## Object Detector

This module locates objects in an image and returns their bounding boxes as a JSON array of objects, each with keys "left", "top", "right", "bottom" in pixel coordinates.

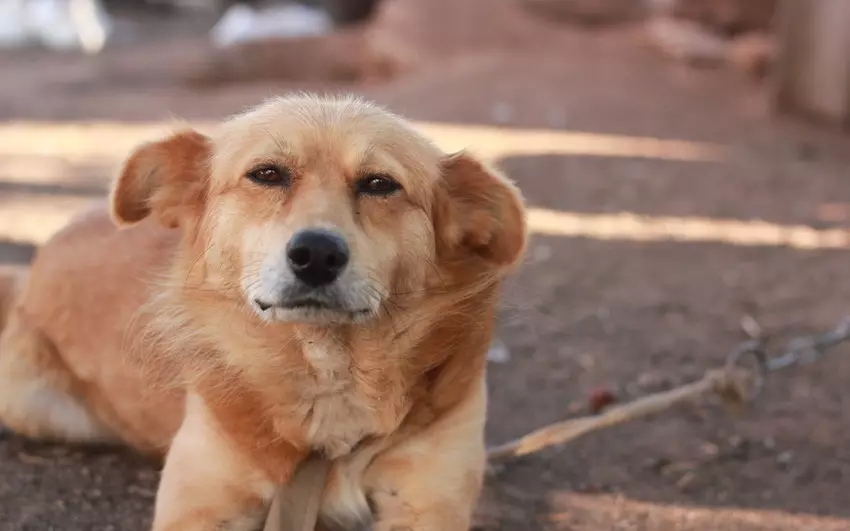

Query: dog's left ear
[{"left": 434, "top": 152, "right": 527, "bottom": 270}]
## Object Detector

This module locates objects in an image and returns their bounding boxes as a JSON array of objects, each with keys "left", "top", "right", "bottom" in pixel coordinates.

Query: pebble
[
  {"left": 643, "top": 456, "right": 671, "bottom": 473},
  {"left": 699, "top": 442, "right": 720, "bottom": 458},
  {"left": 567, "top": 400, "right": 585, "bottom": 415},
  {"left": 676, "top": 470, "right": 697, "bottom": 491},
  {"left": 726, "top": 435, "right": 750, "bottom": 459},
  {"left": 127, "top": 485, "right": 156, "bottom": 499},
  {"left": 487, "top": 339, "right": 511, "bottom": 364},
  {"left": 726, "top": 32, "right": 775, "bottom": 79},
  {"left": 661, "top": 461, "right": 696, "bottom": 477},
  {"left": 531, "top": 244, "right": 553, "bottom": 264},
  {"left": 646, "top": 16, "right": 728, "bottom": 66},
  {"left": 635, "top": 371, "right": 670, "bottom": 392}
]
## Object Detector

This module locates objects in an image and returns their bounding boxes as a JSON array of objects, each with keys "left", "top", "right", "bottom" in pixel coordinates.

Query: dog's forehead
[{"left": 212, "top": 97, "right": 443, "bottom": 183}]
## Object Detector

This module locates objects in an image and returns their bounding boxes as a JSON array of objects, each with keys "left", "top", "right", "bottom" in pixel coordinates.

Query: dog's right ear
[{"left": 110, "top": 130, "right": 211, "bottom": 229}]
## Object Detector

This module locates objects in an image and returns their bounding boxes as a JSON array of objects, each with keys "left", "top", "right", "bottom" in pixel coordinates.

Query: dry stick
[{"left": 487, "top": 367, "right": 753, "bottom": 461}]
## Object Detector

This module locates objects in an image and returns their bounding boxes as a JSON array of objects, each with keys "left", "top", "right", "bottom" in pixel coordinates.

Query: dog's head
[{"left": 111, "top": 95, "right": 525, "bottom": 327}]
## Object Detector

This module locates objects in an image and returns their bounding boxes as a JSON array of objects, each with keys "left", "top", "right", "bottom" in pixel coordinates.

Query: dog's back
[
  {"left": 0, "top": 205, "right": 183, "bottom": 451},
  {"left": 0, "top": 265, "right": 25, "bottom": 333}
]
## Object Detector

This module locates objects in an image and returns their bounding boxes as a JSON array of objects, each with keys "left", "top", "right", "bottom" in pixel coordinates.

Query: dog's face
[
  {"left": 111, "top": 96, "right": 526, "bottom": 326},
  {"left": 207, "top": 98, "right": 446, "bottom": 325}
]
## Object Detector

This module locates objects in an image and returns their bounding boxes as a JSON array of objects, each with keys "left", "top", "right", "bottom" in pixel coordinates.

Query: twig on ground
[
  {"left": 488, "top": 317, "right": 850, "bottom": 461},
  {"left": 488, "top": 367, "right": 752, "bottom": 461}
]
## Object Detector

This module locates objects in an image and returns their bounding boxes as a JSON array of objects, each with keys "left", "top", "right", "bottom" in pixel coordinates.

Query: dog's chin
[{"left": 252, "top": 301, "right": 375, "bottom": 325}]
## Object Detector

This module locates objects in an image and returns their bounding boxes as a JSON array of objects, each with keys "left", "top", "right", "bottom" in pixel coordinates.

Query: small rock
[
  {"left": 726, "top": 32, "right": 775, "bottom": 78},
  {"left": 643, "top": 456, "right": 671, "bottom": 473},
  {"left": 661, "top": 461, "right": 697, "bottom": 476},
  {"left": 567, "top": 399, "right": 585, "bottom": 415},
  {"left": 137, "top": 469, "right": 158, "bottom": 482},
  {"left": 776, "top": 451, "right": 793, "bottom": 469},
  {"left": 127, "top": 485, "right": 157, "bottom": 499},
  {"left": 676, "top": 470, "right": 697, "bottom": 491},
  {"left": 635, "top": 371, "right": 670, "bottom": 393},
  {"left": 762, "top": 436, "right": 776, "bottom": 451},
  {"left": 699, "top": 442, "right": 720, "bottom": 458},
  {"left": 727, "top": 435, "right": 750, "bottom": 459},
  {"left": 487, "top": 339, "right": 511, "bottom": 364},
  {"left": 531, "top": 244, "right": 553, "bottom": 264},
  {"left": 17, "top": 452, "right": 48, "bottom": 465},
  {"left": 485, "top": 461, "right": 506, "bottom": 477},
  {"left": 575, "top": 482, "right": 611, "bottom": 493},
  {"left": 646, "top": 16, "right": 728, "bottom": 66}
]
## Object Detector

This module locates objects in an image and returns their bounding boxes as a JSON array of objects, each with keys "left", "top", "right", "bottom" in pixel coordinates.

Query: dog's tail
[{"left": 0, "top": 266, "right": 25, "bottom": 334}]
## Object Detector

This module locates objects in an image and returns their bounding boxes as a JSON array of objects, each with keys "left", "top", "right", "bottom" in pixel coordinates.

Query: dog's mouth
[{"left": 253, "top": 296, "right": 373, "bottom": 323}]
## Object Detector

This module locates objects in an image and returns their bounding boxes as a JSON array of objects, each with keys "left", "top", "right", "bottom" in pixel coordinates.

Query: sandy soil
[{"left": 1, "top": 11, "right": 849, "bottom": 531}]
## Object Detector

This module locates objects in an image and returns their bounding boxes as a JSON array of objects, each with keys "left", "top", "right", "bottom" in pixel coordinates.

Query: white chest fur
[{"left": 298, "top": 339, "right": 384, "bottom": 459}]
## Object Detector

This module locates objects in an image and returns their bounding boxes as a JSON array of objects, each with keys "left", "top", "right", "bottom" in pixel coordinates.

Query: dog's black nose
[{"left": 286, "top": 229, "right": 350, "bottom": 287}]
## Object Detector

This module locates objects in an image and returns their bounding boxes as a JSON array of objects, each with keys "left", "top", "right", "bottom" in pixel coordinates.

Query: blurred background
[{"left": 1, "top": 0, "right": 850, "bottom": 529}]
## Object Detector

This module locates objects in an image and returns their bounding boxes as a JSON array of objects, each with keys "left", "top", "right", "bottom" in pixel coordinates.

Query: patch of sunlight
[
  {"left": 528, "top": 208, "right": 850, "bottom": 250},
  {"left": 547, "top": 492, "right": 849, "bottom": 530},
  {"left": 415, "top": 122, "right": 727, "bottom": 162},
  {"left": 0, "top": 122, "right": 191, "bottom": 161},
  {"left": 0, "top": 195, "right": 95, "bottom": 245},
  {"left": 0, "top": 121, "right": 726, "bottom": 163},
  {"left": 0, "top": 155, "right": 111, "bottom": 186},
  {"left": 2, "top": 195, "right": 846, "bottom": 253}
]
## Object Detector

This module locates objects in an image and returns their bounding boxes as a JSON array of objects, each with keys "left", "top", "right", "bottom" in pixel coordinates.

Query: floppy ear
[
  {"left": 110, "top": 130, "right": 211, "bottom": 229},
  {"left": 434, "top": 152, "right": 527, "bottom": 270}
]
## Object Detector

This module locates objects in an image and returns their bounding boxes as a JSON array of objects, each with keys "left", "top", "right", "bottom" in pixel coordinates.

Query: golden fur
[{"left": 0, "top": 95, "right": 526, "bottom": 530}]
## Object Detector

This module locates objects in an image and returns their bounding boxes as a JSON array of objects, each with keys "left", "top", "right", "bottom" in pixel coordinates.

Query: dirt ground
[{"left": 1, "top": 10, "right": 850, "bottom": 531}]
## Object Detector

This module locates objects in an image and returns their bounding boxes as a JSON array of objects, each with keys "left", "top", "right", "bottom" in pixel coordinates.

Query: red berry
[{"left": 588, "top": 387, "right": 616, "bottom": 413}]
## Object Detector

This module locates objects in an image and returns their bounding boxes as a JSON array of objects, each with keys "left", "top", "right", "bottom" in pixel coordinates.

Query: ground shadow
[
  {"left": 497, "top": 153, "right": 850, "bottom": 231},
  {"left": 0, "top": 180, "right": 106, "bottom": 198},
  {"left": 0, "top": 240, "right": 35, "bottom": 265}
]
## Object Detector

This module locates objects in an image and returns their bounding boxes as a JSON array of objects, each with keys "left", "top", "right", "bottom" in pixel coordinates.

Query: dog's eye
[
  {"left": 247, "top": 165, "right": 290, "bottom": 186},
  {"left": 356, "top": 174, "right": 402, "bottom": 196}
]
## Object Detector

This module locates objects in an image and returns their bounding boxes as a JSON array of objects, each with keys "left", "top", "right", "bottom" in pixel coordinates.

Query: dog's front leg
[
  {"left": 363, "top": 382, "right": 488, "bottom": 531},
  {"left": 151, "top": 394, "right": 301, "bottom": 531}
]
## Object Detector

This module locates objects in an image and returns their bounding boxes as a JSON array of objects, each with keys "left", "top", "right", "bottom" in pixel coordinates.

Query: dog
[{"left": 0, "top": 94, "right": 526, "bottom": 530}]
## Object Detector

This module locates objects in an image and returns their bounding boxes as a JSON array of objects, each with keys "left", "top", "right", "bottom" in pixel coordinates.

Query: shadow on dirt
[{"left": 0, "top": 240, "right": 35, "bottom": 265}]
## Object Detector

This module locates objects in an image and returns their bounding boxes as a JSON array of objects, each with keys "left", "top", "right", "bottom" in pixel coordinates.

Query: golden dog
[{"left": 0, "top": 95, "right": 526, "bottom": 530}]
